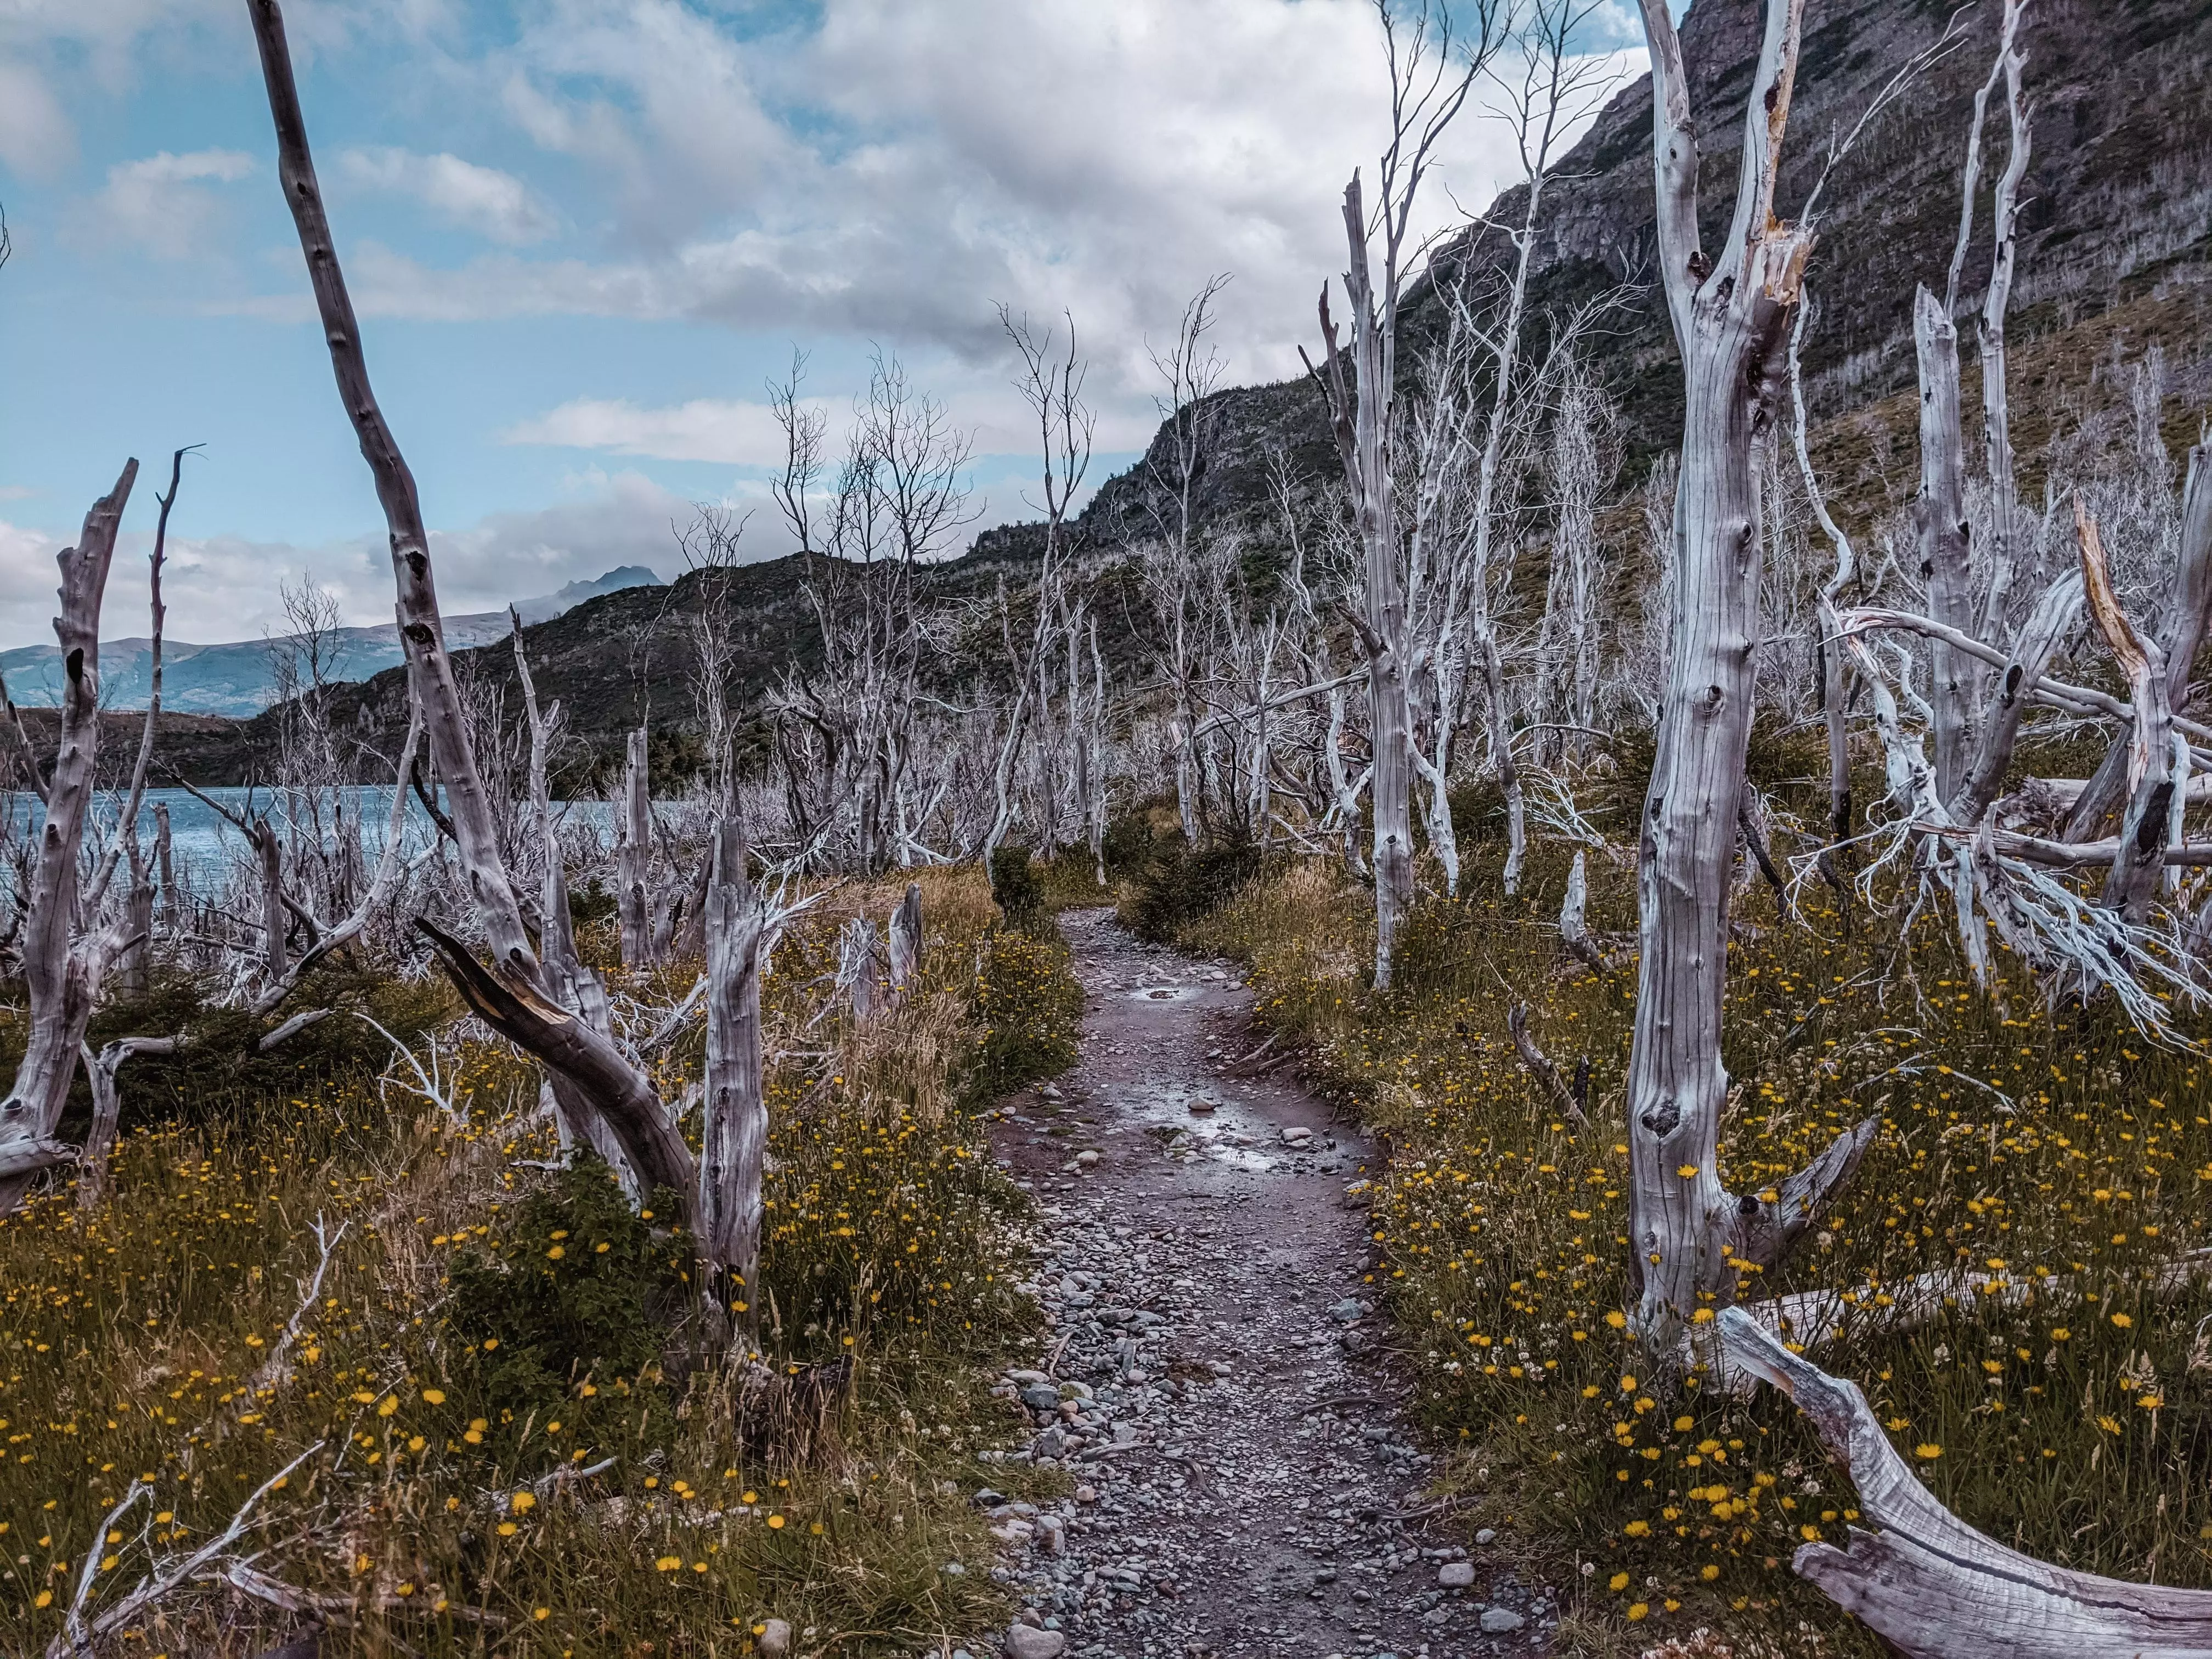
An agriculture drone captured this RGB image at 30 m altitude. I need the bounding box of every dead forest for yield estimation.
[4,0,2212,1654]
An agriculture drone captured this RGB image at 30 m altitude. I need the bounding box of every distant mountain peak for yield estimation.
[0,565,670,716]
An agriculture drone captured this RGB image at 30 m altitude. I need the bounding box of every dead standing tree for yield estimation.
[1621,0,1880,1369]
[249,0,695,1210]
[0,464,143,1214]
[1305,0,1502,988]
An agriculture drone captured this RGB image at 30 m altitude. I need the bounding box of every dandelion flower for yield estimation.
[1915,1444,1942,1460]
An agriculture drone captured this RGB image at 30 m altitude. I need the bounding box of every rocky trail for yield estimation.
[968,908,1559,1659]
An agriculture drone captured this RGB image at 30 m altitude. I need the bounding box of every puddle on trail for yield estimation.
[1127,984,1204,1002]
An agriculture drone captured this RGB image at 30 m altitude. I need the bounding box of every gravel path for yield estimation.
[972,908,1559,1659]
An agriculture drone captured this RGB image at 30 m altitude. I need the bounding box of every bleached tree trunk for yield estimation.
[618,725,653,968]
[1718,1307,2212,1658]
[1915,287,1977,804]
[77,1035,180,1212]
[1623,0,1875,1370]
[2065,443,2212,838]
[698,816,766,1335]
[510,612,639,1187]
[247,814,289,983]
[1087,619,1109,885]
[1972,0,2032,644]
[1947,569,2083,826]
[888,882,922,998]
[117,828,154,1000]
[0,462,137,1217]
[1304,3,1497,984]
[2079,504,2176,923]
[839,915,879,1023]
[152,802,177,935]
[251,0,696,1207]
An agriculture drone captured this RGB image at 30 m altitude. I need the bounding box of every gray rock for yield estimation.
[1004,1626,1068,1659]
[1437,1561,1476,1589]
[756,1619,793,1658]
[1480,1607,1525,1633]
[1022,1385,1062,1411]
[1474,1527,1497,1545]
[1330,1297,1364,1323]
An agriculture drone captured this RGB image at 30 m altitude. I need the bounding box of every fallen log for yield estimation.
[1716,1306,2212,1658]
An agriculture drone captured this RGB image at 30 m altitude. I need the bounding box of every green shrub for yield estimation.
[989,843,1044,923]
[1118,830,1268,942]
[439,1161,688,1455]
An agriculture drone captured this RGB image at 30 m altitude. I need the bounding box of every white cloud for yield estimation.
[500,396,805,465]
[338,146,560,245]
[70,148,255,259]
[0,58,74,177]
[304,0,1638,400]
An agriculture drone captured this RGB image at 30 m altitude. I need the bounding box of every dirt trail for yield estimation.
[976,908,1558,1659]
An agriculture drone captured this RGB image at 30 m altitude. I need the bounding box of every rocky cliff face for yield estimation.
[1077,0,2212,535]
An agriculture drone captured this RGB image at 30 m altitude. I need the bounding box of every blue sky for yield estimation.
[0,0,1640,648]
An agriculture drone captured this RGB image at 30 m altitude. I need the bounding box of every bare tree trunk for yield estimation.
[1624,0,1872,1370]
[1974,0,2032,644]
[888,882,922,999]
[1915,286,1977,803]
[839,915,879,1023]
[251,0,694,1207]
[77,1035,179,1211]
[1948,570,2083,825]
[153,802,177,935]
[618,725,653,968]
[698,817,766,1334]
[118,828,154,1000]
[0,461,137,1217]
[2066,443,2212,838]
[1719,1307,2212,1658]
[249,814,289,983]
[2079,504,2176,922]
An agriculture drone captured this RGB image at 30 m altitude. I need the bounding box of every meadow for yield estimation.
[0,868,1081,1657]
[1176,776,2212,1655]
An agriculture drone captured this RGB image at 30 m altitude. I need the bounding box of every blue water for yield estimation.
[0,787,619,887]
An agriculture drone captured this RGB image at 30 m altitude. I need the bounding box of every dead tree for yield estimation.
[2065,442,2212,838]
[617,724,655,967]
[250,0,695,1206]
[698,816,766,1333]
[1622,0,1881,1370]
[1305,0,1501,988]
[1719,1307,2212,1657]
[888,881,923,998]
[0,464,140,1214]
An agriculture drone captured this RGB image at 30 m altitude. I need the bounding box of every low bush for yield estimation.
[1117,828,1272,943]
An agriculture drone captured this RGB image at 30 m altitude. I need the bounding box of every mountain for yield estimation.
[0,566,665,717]
[140,0,2212,785]
[1074,0,2212,538]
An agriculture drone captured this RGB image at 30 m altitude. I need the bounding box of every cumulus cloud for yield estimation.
[500,397,806,465]
[0,58,74,177]
[324,0,1639,396]
[338,146,560,245]
[70,148,255,259]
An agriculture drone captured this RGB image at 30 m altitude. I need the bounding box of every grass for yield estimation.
[1183,816,2212,1655]
[0,867,1077,1657]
